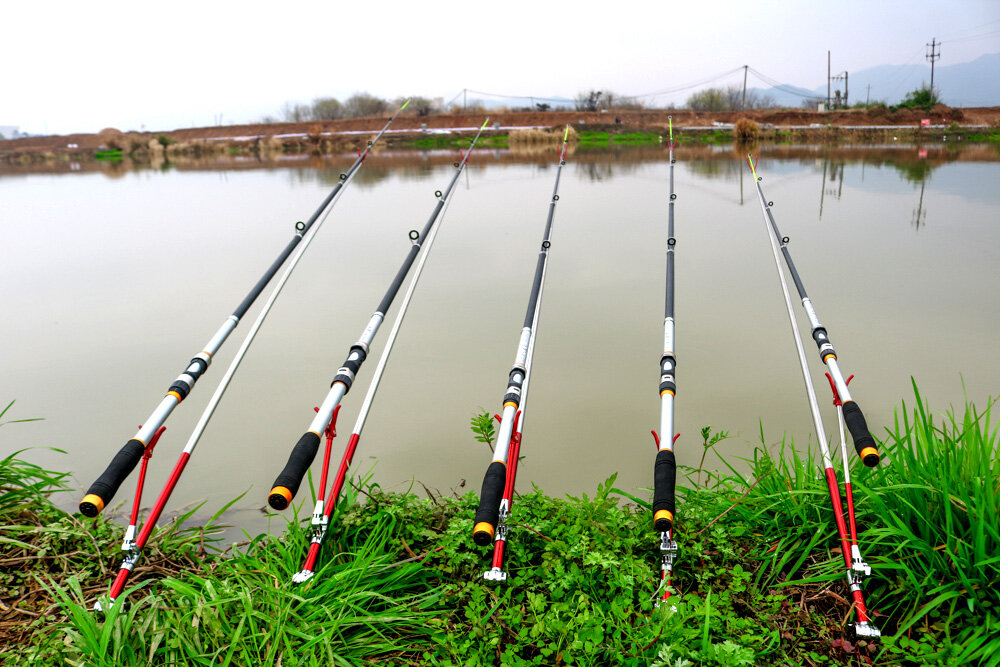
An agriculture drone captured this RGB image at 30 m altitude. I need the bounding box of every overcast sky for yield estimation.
[4,0,998,135]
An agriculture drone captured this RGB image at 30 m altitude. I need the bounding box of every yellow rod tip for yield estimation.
[400,99,411,110]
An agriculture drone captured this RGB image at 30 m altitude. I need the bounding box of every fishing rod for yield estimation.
[745,154,881,638]
[267,118,490,519]
[652,117,678,605]
[473,126,570,581]
[79,102,410,520]
[94,112,414,609]
[290,158,463,583]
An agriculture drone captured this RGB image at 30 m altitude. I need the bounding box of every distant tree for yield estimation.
[282,102,312,122]
[536,103,551,112]
[686,88,727,111]
[574,90,642,111]
[311,97,344,120]
[344,92,389,118]
[575,90,603,111]
[407,96,437,117]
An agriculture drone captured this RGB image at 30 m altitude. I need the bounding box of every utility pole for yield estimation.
[844,71,848,107]
[463,88,467,111]
[827,50,831,110]
[742,64,748,110]
[926,38,941,94]
[866,84,871,105]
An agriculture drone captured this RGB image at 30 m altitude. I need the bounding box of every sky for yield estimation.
[3,0,999,136]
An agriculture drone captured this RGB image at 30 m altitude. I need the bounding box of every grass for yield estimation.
[3,384,997,665]
[576,131,661,148]
[408,135,508,150]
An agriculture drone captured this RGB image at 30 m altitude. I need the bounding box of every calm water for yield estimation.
[3,144,999,539]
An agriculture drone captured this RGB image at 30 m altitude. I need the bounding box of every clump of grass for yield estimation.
[733,118,761,143]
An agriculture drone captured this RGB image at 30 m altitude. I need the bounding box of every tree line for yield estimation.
[262,87,789,123]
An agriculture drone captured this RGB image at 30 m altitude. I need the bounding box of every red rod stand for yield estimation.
[824,372,854,406]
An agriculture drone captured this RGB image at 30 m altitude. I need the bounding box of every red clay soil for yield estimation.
[3,107,998,155]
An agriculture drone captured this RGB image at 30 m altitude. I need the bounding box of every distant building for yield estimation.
[0,126,21,140]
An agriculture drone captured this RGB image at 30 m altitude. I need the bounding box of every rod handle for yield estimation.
[652,449,676,532]
[472,461,506,546]
[268,431,321,510]
[80,438,146,517]
[843,401,880,467]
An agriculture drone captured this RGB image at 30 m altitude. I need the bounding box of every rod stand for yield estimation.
[854,621,881,639]
[311,500,326,525]
[292,569,315,584]
[850,545,871,579]
[659,532,678,580]
[483,567,508,582]
[120,525,137,552]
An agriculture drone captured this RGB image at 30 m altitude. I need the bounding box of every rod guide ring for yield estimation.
[757,176,762,182]
[670,194,677,200]
[339,173,347,181]
[295,221,306,231]
[782,236,790,244]
[453,162,460,167]
[553,194,559,201]
[671,159,676,164]
[434,190,442,198]
[409,230,419,241]
[768,201,774,206]
[560,160,566,166]
[667,237,676,246]
[542,240,551,249]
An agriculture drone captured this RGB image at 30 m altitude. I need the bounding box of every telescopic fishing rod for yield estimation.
[744,154,881,638]
[267,119,490,522]
[94,112,413,609]
[472,126,570,581]
[290,157,463,583]
[79,102,410,520]
[652,117,679,605]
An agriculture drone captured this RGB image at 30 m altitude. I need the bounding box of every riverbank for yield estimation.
[2,386,996,666]
[2,107,998,168]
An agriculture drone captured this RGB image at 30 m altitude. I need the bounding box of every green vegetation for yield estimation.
[94,149,123,161]
[894,85,942,111]
[3,385,997,665]
[576,131,661,148]
[408,135,509,150]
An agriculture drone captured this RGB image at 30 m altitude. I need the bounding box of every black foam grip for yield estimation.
[81,438,146,516]
[473,461,506,545]
[268,432,322,508]
[652,449,676,531]
[843,400,880,467]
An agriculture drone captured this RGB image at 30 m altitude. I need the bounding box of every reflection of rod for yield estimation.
[913,180,927,230]
[819,158,828,219]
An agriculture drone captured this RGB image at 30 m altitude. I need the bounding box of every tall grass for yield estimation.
[712,382,999,665]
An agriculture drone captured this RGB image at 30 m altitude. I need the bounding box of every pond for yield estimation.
[2,142,998,539]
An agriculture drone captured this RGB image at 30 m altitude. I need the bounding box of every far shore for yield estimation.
[2,107,998,167]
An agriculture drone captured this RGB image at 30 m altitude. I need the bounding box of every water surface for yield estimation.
[2,144,998,539]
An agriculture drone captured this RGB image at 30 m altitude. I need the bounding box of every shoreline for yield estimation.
[3,107,998,167]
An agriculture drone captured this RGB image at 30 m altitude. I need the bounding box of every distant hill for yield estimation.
[750,52,1000,108]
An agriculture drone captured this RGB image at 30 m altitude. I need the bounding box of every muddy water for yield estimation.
[2,144,998,539]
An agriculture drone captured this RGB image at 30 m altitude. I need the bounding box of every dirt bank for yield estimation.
[2,107,998,163]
